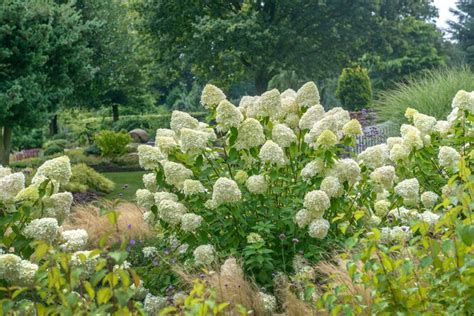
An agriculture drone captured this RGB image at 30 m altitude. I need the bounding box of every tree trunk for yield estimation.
[255,71,269,94]
[49,114,59,135]
[112,104,119,122]
[0,127,13,166]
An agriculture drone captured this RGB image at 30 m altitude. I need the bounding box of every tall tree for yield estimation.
[136,0,443,94]
[449,0,474,66]
[0,0,94,165]
[136,0,381,94]
[75,0,153,122]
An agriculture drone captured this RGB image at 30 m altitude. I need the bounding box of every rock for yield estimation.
[129,129,149,143]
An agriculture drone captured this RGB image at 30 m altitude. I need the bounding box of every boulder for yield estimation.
[129,129,149,143]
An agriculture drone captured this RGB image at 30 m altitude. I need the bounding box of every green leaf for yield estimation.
[97,288,112,304]
[459,225,474,246]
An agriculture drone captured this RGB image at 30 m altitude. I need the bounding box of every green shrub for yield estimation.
[336,66,372,111]
[376,66,474,126]
[94,130,132,160]
[70,163,115,193]
[12,127,44,151]
[84,144,101,156]
[62,181,88,193]
[42,144,64,156]
[43,139,68,150]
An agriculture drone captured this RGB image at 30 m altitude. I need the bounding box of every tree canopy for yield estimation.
[449,0,474,66]
[0,0,94,164]
[136,0,445,94]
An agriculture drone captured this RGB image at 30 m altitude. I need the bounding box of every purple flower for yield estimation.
[127,224,132,230]
[152,259,159,266]
[129,239,136,246]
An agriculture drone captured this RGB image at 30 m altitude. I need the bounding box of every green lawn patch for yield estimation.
[102,171,145,201]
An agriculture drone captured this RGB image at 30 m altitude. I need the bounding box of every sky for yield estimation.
[434,0,457,31]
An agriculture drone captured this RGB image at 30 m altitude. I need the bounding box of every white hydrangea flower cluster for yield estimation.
[136,189,155,209]
[0,172,25,204]
[180,213,203,233]
[420,210,440,227]
[381,226,412,243]
[60,229,88,252]
[259,140,287,166]
[334,159,360,185]
[43,192,73,223]
[143,293,167,315]
[452,90,474,114]
[182,179,206,196]
[212,177,241,206]
[259,292,277,313]
[155,128,177,154]
[301,160,324,181]
[304,107,350,147]
[216,100,243,132]
[438,146,460,169]
[234,118,266,150]
[394,178,420,206]
[201,84,226,109]
[320,176,343,198]
[304,190,330,216]
[170,110,199,134]
[179,128,210,155]
[272,123,297,148]
[138,145,165,170]
[142,173,157,191]
[387,207,420,223]
[254,89,282,118]
[158,200,187,225]
[358,144,389,169]
[299,104,325,130]
[294,209,312,228]
[370,166,396,190]
[193,244,216,265]
[0,254,38,286]
[163,161,193,190]
[296,81,320,108]
[421,191,439,209]
[23,217,59,243]
[374,200,391,217]
[32,156,72,187]
[308,218,330,239]
[245,174,268,195]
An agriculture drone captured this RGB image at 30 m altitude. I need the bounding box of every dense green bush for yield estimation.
[68,163,115,193]
[376,66,474,126]
[42,144,64,156]
[94,131,132,160]
[11,127,44,151]
[336,66,372,111]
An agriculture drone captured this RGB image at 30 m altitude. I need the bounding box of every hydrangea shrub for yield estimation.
[137,82,473,287]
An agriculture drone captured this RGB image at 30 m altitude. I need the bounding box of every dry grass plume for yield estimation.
[63,201,151,248]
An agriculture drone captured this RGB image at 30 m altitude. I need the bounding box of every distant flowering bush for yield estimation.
[137,82,472,288]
